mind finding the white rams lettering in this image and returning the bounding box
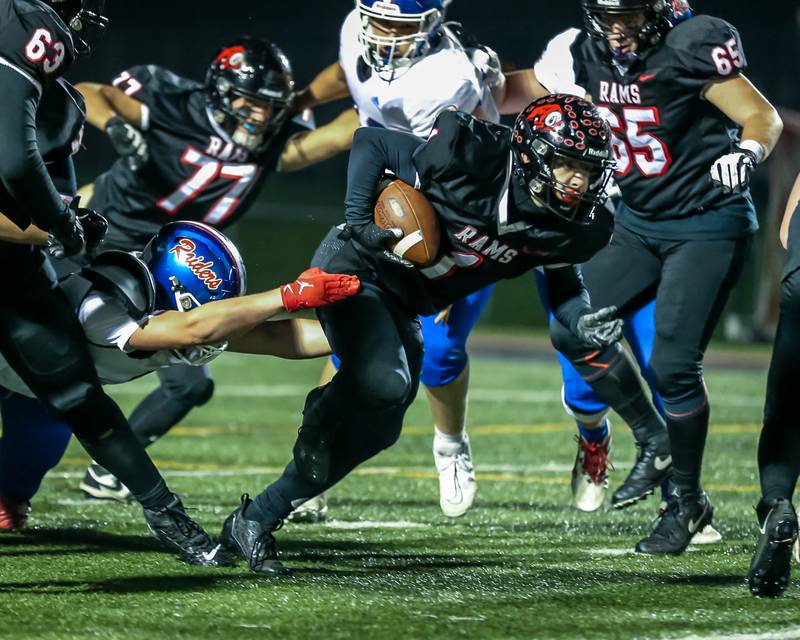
[598,81,641,105]
[205,136,249,162]
[453,225,518,264]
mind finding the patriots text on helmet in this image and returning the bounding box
[168,238,223,290]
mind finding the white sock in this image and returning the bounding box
[434,426,467,455]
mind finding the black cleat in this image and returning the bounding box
[220,495,289,576]
[747,498,798,598]
[635,491,713,555]
[612,431,672,509]
[143,494,230,567]
[293,424,333,486]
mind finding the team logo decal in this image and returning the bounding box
[215,46,246,70]
[169,238,223,290]
[526,104,564,132]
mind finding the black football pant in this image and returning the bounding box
[252,281,423,524]
[0,243,171,508]
[758,213,800,504]
[551,224,752,496]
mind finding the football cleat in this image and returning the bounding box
[747,498,798,598]
[571,433,612,512]
[221,494,289,575]
[143,494,230,567]
[655,500,723,545]
[287,493,329,524]
[79,463,133,503]
[635,491,713,555]
[611,430,672,509]
[0,496,31,531]
[434,435,477,518]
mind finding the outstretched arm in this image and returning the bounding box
[228,318,331,357]
[75,82,144,130]
[292,61,351,113]
[278,108,360,172]
[126,269,359,352]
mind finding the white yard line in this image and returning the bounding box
[322,520,429,530]
[676,629,800,640]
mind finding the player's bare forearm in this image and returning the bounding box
[780,173,800,249]
[76,82,144,130]
[127,289,285,351]
[498,69,550,115]
[705,75,783,158]
[228,319,331,358]
[294,62,351,113]
[279,108,359,172]
[0,212,48,245]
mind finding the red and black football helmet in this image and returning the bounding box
[582,0,692,62]
[207,37,295,154]
[511,95,613,225]
[44,0,109,55]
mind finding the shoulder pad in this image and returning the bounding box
[82,250,156,321]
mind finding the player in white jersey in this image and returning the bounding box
[289,0,506,521]
[0,220,360,530]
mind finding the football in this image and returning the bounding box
[374,179,440,267]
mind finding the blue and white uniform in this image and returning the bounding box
[334,8,497,387]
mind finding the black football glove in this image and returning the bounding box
[341,223,413,268]
[46,204,85,258]
[709,147,757,194]
[76,207,108,255]
[575,306,623,347]
[105,116,149,171]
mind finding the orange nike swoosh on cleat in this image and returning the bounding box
[639,73,658,82]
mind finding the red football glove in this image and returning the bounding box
[280,268,361,312]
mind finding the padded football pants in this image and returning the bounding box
[550,223,752,495]
[758,209,800,503]
[253,281,423,523]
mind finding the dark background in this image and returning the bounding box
[65,0,800,329]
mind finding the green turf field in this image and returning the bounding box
[2,345,800,640]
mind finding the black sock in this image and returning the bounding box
[758,417,800,504]
[128,386,196,447]
[663,386,709,496]
[570,344,666,444]
[78,426,173,509]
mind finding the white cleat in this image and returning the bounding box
[691,524,723,545]
[434,436,476,518]
[571,434,612,512]
[286,493,328,524]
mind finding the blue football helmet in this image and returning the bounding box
[142,221,247,313]
[356,0,451,79]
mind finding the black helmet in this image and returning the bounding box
[511,95,614,225]
[206,37,295,154]
[582,0,692,62]
[44,0,109,55]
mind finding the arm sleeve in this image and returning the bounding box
[78,292,145,353]
[0,65,69,230]
[543,264,591,332]
[532,29,585,96]
[344,127,424,225]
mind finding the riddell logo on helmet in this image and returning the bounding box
[526,105,563,132]
[169,238,223,290]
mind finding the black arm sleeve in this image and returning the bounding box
[344,127,424,226]
[0,67,69,231]
[544,265,591,332]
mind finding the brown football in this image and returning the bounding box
[373,179,440,267]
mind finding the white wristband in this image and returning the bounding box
[739,139,765,164]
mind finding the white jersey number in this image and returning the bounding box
[597,105,672,178]
[156,147,260,225]
[25,28,65,74]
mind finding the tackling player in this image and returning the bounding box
[0,221,360,531]
[219,95,625,575]
[503,0,782,553]
[747,171,800,597]
[0,0,243,566]
[48,38,359,500]
[291,0,505,520]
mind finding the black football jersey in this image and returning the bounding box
[328,110,612,315]
[90,65,302,250]
[0,0,76,90]
[38,78,85,194]
[534,16,757,240]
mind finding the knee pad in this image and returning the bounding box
[163,377,215,407]
[362,368,412,409]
